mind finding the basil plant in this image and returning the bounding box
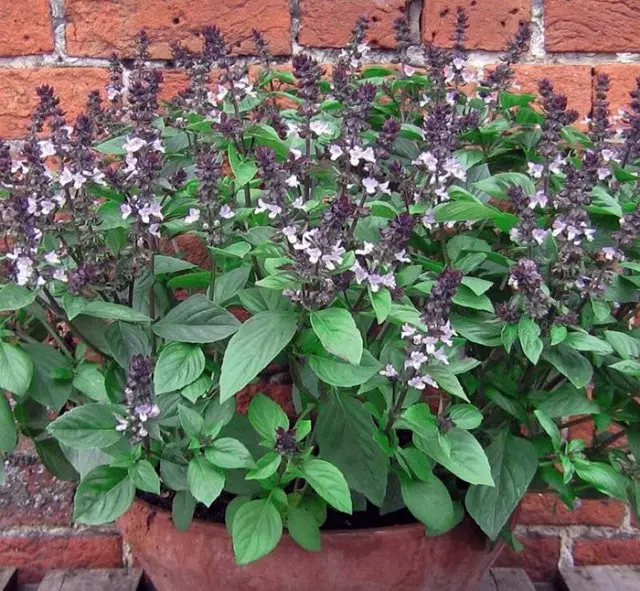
[1,13,639,565]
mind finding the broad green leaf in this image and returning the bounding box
[310,308,363,365]
[400,473,455,534]
[453,285,494,313]
[172,490,196,531]
[551,325,568,346]
[461,277,493,295]
[154,343,205,394]
[450,312,503,346]
[220,311,297,401]
[48,404,122,449]
[370,288,392,324]
[213,266,251,305]
[604,331,640,360]
[228,143,258,187]
[180,374,212,403]
[0,342,33,397]
[232,499,283,565]
[608,359,640,377]
[205,437,255,469]
[73,363,108,402]
[574,460,629,500]
[0,283,36,312]
[449,404,483,430]
[248,394,289,444]
[287,506,321,551]
[153,295,240,344]
[105,322,151,369]
[428,366,469,402]
[501,323,518,353]
[95,135,126,155]
[534,409,562,450]
[309,350,380,387]
[79,301,151,323]
[434,201,500,222]
[23,343,72,410]
[188,455,225,507]
[178,404,204,439]
[533,384,599,417]
[300,458,352,514]
[246,451,281,480]
[130,459,161,494]
[396,403,438,440]
[415,428,494,486]
[519,316,543,365]
[465,431,537,540]
[153,255,197,274]
[542,346,593,389]
[564,332,614,355]
[0,395,17,453]
[73,466,135,525]
[316,393,389,507]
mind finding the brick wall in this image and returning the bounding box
[2,0,640,585]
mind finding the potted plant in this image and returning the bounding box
[1,9,639,590]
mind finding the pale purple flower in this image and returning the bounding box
[380,364,398,378]
[443,157,466,181]
[309,121,331,136]
[124,137,147,153]
[527,162,544,179]
[329,145,343,161]
[413,151,438,172]
[532,228,549,245]
[219,205,234,219]
[255,198,282,219]
[355,242,375,256]
[38,140,56,158]
[184,208,200,224]
[138,202,164,224]
[362,177,379,194]
[286,174,300,188]
[282,226,298,244]
[405,350,428,371]
[598,167,611,180]
[529,191,548,209]
[120,203,132,219]
[44,251,60,265]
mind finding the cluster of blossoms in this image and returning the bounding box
[380,268,462,392]
[115,355,160,443]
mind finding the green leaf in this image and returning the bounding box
[154,343,205,394]
[310,308,363,365]
[79,301,151,323]
[564,332,614,355]
[501,323,518,353]
[73,466,135,525]
[104,322,151,369]
[434,201,500,222]
[73,364,108,402]
[541,346,593,389]
[228,143,258,187]
[95,135,126,155]
[287,506,321,552]
[534,384,599,417]
[534,409,561,451]
[0,395,17,453]
[465,431,537,540]
[248,394,289,444]
[153,255,197,274]
[188,455,225,507]
[246,451,281,480]
[309,350,380,388]
[232,499,283,565]
[213,266,251,305]
[551,325,568,346]
[449,404,483,430]
[400,473,455,535]
[370,288,392,324]
[180,374,212,403]
[172,490,196,531]
[205,437,255,469]
[453,285,494,313]
[0,342,33,397]
[0,283,36,312]
[415,428,494,486]
[574,460,629,500]
[428,366,469,402]
[300,458,352,514]
[461,277,493,295]
[220,311,297,401]
[48,404,122,449]
[178,404,204,439]
[396,403,438,440]
[450,312,503,346]
[316,392,389,507]
[519,316,543,365]
[209,242,252,260]
[131,460,161,494]
[152,295,240,344]
[23,343,71,410]
[608,359,640,377]
[474,172,535,197]
[604,331,640,360]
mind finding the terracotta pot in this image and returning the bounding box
[118,499,503,591]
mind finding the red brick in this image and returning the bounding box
[512,65,593,120]
[0,0,54,56]
[574,537,640,566]
[569,416,626,448]
[520,493,626,527]
[594,64,640,119]
[546,0,640,53]
[423,0,530,51]
[65,0,291,58]
[0,534,122,583]
[0,68,108,139]
[495,535,561,582]
[0,458,74,527]
[298,0,406,48]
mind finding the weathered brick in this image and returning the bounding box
[520,493,626,527]
[0,68,108,139]
[0,534,122,584]
[298,0,406,48]
[495,535,561,582]
[65,0,291,58]
[573,537,640,566]
[0,0,54,56]
[0,456,74,527]
[423,0,530,50]
[546,0,640,53]
[594,64,640,118]
[512,65,593,120]
[569,416,627,448]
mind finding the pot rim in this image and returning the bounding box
[127,497,485,540]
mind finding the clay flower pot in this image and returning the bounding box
[118,499,504,591]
